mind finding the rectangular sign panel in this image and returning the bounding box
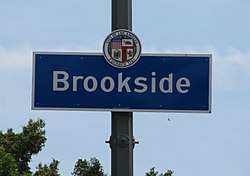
[32,52,211,113]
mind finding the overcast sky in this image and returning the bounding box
[1,0,250,175]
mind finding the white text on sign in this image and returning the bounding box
[53,71,191,94]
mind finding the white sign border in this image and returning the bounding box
[32,52,212,113]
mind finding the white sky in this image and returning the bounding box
[1,0,250,175]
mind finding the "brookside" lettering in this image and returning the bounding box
[53,71,190,94]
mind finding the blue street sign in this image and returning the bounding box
[32,52,212,113]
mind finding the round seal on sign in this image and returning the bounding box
[103,29,142,68]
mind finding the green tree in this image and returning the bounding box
[33,159,60,176]
[72,157,107,176]
[0,147,19,176]
[0,119,47,174]
[146,167,159,176]
[145,167,173,176]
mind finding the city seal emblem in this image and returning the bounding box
[103,29,141,68]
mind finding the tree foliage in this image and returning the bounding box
[0,119,47,174]
[0,147,19,176]
[33,159,60,176]
[145,167,173,176]
[72,157,107,176]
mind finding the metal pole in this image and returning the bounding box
[109,112,134,176]
[107,0,135,176]
[112,0,132,31]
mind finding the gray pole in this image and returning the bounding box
[112,0,132,31]
[109,112,134,176]
[107,0,135,176]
